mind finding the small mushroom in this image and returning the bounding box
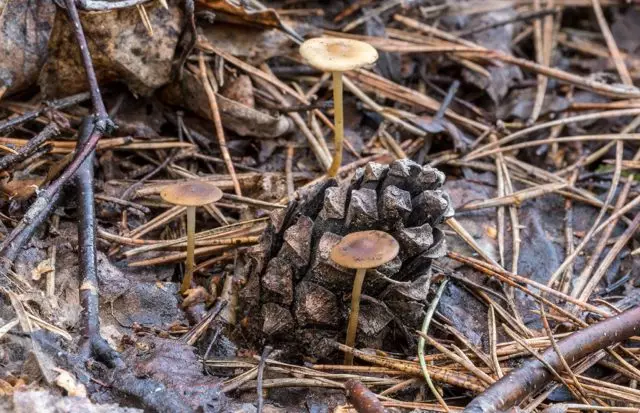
[160,181,223,293]
[330,230,399,364]
[300,38,378,177]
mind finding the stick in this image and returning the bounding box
[75,127,120,366]
[464,305,640,413]
[0,123,59,172]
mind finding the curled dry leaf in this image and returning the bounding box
[161,70,292,138]
[196,0,292,32]
[200,22,313,66]
[0,0,56,96]
[221,74,255,109]
[39,1,182,98]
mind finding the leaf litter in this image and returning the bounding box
[0,1,639,412]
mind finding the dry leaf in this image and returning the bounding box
[39,1,182,98]
[0,0,56,96]
[161,69,292,138]
[196,0,299,39]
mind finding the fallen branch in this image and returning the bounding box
[463,305,640,413]
[75,128,120,366]
[0,0,114,262]
[0,123,60,173]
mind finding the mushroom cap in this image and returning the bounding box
[299,38,379,72]
[160,181,223,207]
[330,230,399,269]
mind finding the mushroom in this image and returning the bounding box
[160,181,223,293]
[330,230,399,364]
[300,38,378,177]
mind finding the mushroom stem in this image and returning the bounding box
[182,205,196,293]
[328,71,344,177]
[345,267,366,365]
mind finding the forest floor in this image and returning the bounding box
[0,1,640,412]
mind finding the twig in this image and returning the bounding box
[590,0,633,85]
[1,0,114,261]
[46,214,59,298]
[344,380,385,413]
[464,305,640,413]
[577,212,640,301]
[446,218,500,267]
[285,145,294,198]
[487,306,503,378]
[198,53,242,196]
[418,279,450,412]
[257,346,273,413]
[76,0,150,10]
[457,8,558,37]
[0,123,60,172]
[467,108,640,160]
[539,304,589,401]
[0,92,90,133]
[75,127,120,366]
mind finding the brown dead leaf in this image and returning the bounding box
[161,69,292,138]
[0,0,56,96]
[200,22,312,66]
[181,286,211,308]
[0,175,43,200]
[221,75,255,108]
[0,376,26,397]
[39,1,182,98]
[196,0,301,42]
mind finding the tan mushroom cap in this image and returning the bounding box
[160,181,223,207]
[330,230,399,269]
[300,38,379,73]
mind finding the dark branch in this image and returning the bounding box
[0,92,90,134]
[464,305,640,413]
[0,123,60,173]
[76,128,121,366]
[76,0,151,11]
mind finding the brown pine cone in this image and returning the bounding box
[236,159,454,359]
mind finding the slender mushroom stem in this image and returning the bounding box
[182,205,196,293]
[328,71,344,177]
[345,267,366,365]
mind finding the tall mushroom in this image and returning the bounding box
[300,38,378,177]
[330,230,399,364]
[160,181,223,293]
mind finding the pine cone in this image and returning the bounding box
[236,159,454,359]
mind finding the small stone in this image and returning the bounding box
[345,188,378,231]
[294,281,339,326]
[261,303,294,336]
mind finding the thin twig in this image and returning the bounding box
[418,279,450,412]
[198,53,242,196]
